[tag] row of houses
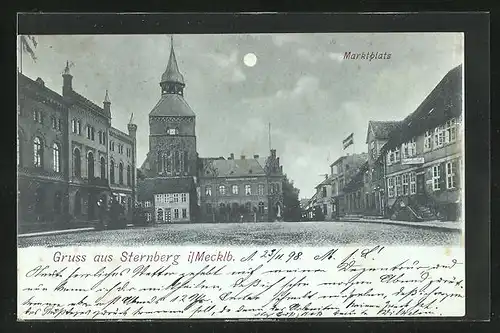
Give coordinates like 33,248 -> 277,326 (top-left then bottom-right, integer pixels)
305,64 -> 463,222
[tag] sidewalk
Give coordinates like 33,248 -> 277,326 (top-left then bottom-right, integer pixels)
18,223 -> 138,238
342,215 -> 462,231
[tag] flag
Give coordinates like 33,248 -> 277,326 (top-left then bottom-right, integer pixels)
343,133 -> 354,150
20,35 -> 38,62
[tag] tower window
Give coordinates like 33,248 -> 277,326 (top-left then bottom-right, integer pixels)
166,128 -> 179,135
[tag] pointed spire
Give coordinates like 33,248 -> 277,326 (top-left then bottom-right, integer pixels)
104,89 -> 111,104
63,60 -> 71,75
129,113 -> 134,124
161,35 -> 185,86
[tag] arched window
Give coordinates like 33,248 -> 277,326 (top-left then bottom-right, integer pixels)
219,185 -> 226,195
157,208 -> 164,222
157,151 -> 163,174
87,151 -> 94,179
110,160 -> 115,184
74,191 -> 81,215
127,165 -> 131,185
165,151 -> 172,174
54,191 -> 62,214
183,151 -> 189,173
34,187 -> 45,217
52,143 -> 61,172
73,148 -> 81,177
100,156 -> 106,179
17,131 -> 22,167
33,136 -> 43,167
119,162 -> 124,184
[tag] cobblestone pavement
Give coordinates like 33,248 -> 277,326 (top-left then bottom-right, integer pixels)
18,220 -> 462,248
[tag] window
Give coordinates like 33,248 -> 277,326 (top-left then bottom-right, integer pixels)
205,186 -> 212,196
258,202 -> 265,214
402,138 -> 416,158
118,163 -> 124,184
402,173 -> 409,195
432,165 -> 441,191
110,160 -> 115,183
52,143 -> 61,172
181,193 -> 187,202
165,151 -> 172,174
182,208 -> 187,218
174,194 -> 179,203
322,186 -> 327,198
146,213 -> 151,221
87,152 -> 94,179
446,161 -> 456,189
87,125 -> 92,139
219,185 -> 226,195
174,209 -> 179,219
245,184 -> 252,195
72,119 -> 77,133
157,208 -> 164,221
176,151 -> 181,173
144,201 -> 151,208
73,148 -> 81,177
127,165 -> 131,185
100,157 -> 106,179
33,137 -> 43,167
183,151 -> 189,173
387,150 -> 394,166
424,130 -> 433,152
434,126 -> 445,149
445,119 -> 457,144
395,175 -> 402,197
387,177 -> 395,198
33,109 -> 42,123
394,147 -> 400,162
258,184 -> 264,195
410,172 -> 417,194
98,131 -> 103,144
232,185 -> 239,195
102,132 -> 106,145
51,116 -> 57,129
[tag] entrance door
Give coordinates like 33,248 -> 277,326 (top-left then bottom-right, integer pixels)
416,174 -> 425,194
88,193 -> 96,220
165,208 -> 172,223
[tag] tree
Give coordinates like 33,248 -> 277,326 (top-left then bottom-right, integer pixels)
282,175 -> 302,222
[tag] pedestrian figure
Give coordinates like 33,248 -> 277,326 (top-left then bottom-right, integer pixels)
97,198 -> 106,230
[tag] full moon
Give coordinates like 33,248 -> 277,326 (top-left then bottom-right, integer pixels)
243,53 -> 257,67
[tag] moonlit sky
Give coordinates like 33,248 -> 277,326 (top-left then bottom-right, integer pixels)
20,33 -> 463,198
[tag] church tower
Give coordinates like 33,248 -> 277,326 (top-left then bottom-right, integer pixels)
138,36 -> 198,223
148,36 -> 197,178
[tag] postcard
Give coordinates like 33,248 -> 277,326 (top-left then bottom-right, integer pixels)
17,29 -> 465,320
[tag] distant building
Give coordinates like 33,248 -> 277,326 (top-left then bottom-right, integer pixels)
381,64 -> 463,221
137,39 -> 198,224
198,151 -> 285,223
329,153 -> 368,218
314,174 -> 336,220
17,64 -> 137,232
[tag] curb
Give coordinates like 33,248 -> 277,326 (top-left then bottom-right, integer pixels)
345,218 -> 462,232
18,227 -> 96,238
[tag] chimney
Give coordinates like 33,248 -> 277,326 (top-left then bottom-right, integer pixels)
35,77 -> 45,87
325,174 -> 328,180
253,154 -> 259,159
241,155 -> 246,160
230,153 -> 234,160
62,61 -> 73,97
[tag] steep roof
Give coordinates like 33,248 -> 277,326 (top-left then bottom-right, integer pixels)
137,177 -> 194,200
366,121 -> 402,144
200,158 -> 266,178
161,38 -> 185,85
18,73 -> 66,109
149,93 -> 195,117
382,64 -> 463,152
70,90 -> 111,118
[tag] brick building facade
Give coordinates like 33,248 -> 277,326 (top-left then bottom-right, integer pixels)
17,63 -> 137,233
